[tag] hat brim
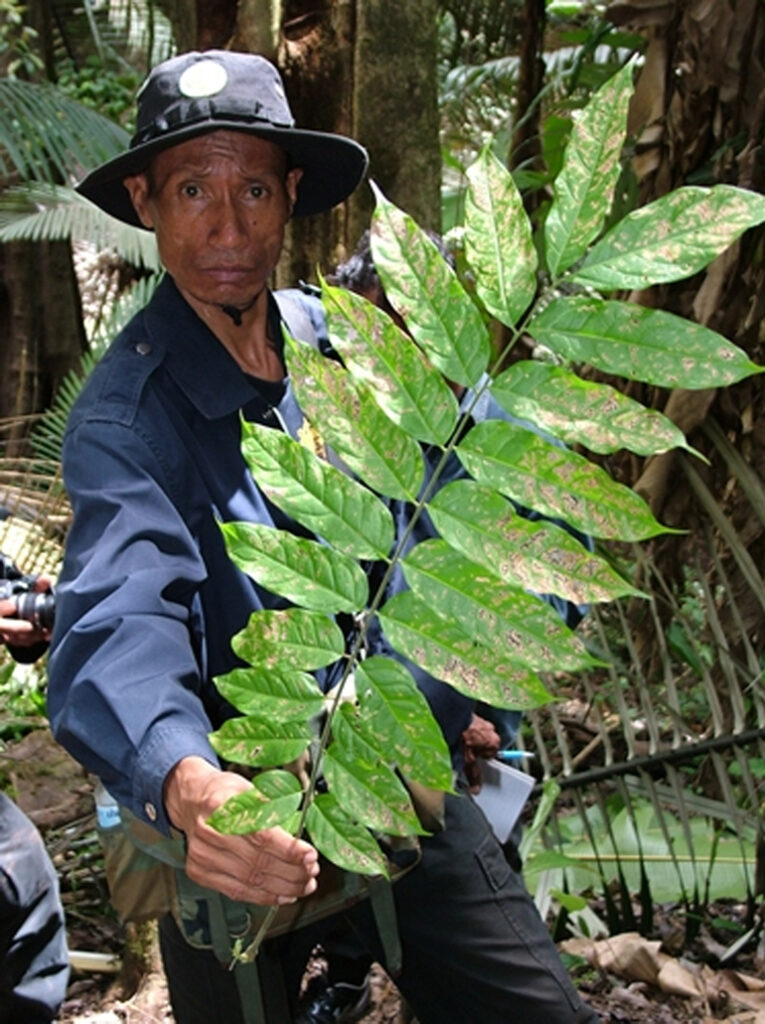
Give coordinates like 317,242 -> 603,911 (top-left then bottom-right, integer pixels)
75,122 -> 369,226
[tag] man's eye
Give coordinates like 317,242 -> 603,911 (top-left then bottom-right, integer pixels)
182,184 -> 199,197
249,185 -> 265,198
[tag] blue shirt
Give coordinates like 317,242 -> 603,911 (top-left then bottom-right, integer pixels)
48,276 -> 328,833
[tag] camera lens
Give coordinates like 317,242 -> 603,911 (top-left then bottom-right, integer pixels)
14,592 -> 55,631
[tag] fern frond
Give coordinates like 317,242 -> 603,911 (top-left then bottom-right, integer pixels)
0,78 -> 129,183
0,184 -> 160,271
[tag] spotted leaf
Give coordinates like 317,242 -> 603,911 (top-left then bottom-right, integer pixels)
401,539 -> 598,672
209,716 -> 311,768
490,361 -> 699,456
232,608 -> 345,672
355,656 -> 453,791
207,770 -> 303,835
221,521 -> 368,614
528,296 -> 762,388
286,332 -> 424,501
572,185 -> 765,291
465,145 -> 537,324
321,279 -> 458,445
370,182 -> 491,387
427,480 -> 640,604
240,419 -> 394,559
456,419 -> 675,540
305,793 -> 389,877
378,590 -> 554,710
213,666 -> 325,720
322,743 -> 425,837
545,59 -> 635,278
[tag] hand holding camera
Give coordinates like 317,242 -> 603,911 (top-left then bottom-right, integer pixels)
0,555 -> 55,648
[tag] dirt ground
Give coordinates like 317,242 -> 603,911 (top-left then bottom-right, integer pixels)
56,942 -> 765,1024
5,730 -> 763,1024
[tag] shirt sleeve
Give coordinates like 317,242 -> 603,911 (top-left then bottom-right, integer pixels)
47,417 -> 220,835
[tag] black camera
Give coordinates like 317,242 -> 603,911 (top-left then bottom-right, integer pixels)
0,575 -> 55,630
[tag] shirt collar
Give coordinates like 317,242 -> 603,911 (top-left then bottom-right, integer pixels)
143,275 -> 286,420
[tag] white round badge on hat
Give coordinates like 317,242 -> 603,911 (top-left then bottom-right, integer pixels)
178,59 -> 228,98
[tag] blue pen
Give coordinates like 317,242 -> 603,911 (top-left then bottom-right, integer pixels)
497,750 -> 534,762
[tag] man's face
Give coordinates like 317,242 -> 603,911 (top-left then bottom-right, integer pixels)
123,131 -> 302,314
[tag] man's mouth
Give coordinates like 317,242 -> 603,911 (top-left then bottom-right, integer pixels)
202,265 -> 252,282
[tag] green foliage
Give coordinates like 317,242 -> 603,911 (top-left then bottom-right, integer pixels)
525,797 -> 756,905
438,11 -> 646,232
55,56 -> 139,129
0,0 -> 43,77
0,182 -> 160,271
0,78 -> 129,184
205,64 -> 764,957
0,78 -> 157,271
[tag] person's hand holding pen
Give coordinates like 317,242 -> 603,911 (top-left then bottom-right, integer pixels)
461,714 -> 501,793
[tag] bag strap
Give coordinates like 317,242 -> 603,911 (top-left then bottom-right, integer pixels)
368,875 -> 402,976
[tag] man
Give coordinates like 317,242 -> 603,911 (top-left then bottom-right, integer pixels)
47,49 -> 599,1024
0,555 -> 69,1023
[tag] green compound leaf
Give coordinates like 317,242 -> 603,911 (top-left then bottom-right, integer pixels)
321,279 -> 458,445
221,521 -> 368,614
240,419 -> 394,559
456,419 -> 674,541
370,182 -> 491,388
213,666 -> 325,720
306,792 -> 389,877
209,716 -> 312,768
545,59 -> 635,278
428,480 -> 641,604
401,539 -> 598,672
571,185 -> 765,290
322,741 -> 425,837
286,331 -> 424,501
527,296 -> 762,388
355,656 -> 453,792
490,361 -> 697,456
232,608 -> 345,672
378,589 -> 554,710
465,145 -> 537,325
208,770 -> 303,835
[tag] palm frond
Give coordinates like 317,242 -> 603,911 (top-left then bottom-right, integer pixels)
0,78 -> 129,184
0,184 -> 160,271
524,417 -> 765,936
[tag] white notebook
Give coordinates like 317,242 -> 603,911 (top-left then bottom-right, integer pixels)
473,758 -> 535,842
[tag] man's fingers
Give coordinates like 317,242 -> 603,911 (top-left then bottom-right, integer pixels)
0,616 -> 36,645
185,822 -> 319,905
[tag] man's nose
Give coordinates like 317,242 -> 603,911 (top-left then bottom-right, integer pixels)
211,195 -> 249,246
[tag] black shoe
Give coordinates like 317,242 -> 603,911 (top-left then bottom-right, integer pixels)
295,973 -> 372,1024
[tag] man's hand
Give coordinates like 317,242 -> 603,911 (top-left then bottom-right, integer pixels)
0,574 -> 54,649
164,756 -> 319,906
461,714 -> 501,794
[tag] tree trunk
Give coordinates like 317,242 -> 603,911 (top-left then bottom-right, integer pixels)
0,1 -> 88,431
267,0 -> 441,286
353,0 -> 441,231
0,241 -> 86,430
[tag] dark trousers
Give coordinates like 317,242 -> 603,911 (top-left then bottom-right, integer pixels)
0,793 -> 70,1024
159,788 -> 600,1024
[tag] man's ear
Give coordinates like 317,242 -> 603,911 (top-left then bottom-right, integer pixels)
122,173 -> 154,229
285,167 -> 303,216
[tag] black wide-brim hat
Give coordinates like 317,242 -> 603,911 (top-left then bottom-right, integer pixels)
76,50 -> 369,226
